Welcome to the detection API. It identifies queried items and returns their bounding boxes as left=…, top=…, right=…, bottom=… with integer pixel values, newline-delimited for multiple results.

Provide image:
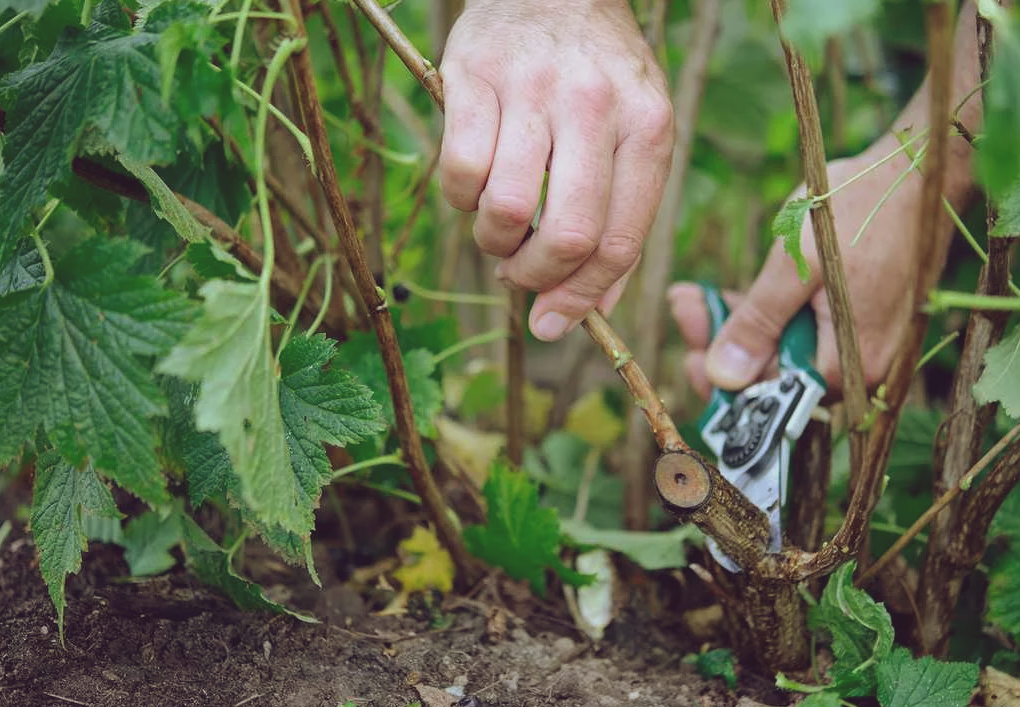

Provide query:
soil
left=0, top=473, right=793, bottom=707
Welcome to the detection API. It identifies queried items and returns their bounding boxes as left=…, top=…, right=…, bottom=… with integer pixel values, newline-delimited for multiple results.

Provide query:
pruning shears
left=695, top=285, right=827, bottom=572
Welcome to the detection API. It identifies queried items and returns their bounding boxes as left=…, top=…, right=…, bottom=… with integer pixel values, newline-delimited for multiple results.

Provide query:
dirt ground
left=0, top=516, right=798, bottom=707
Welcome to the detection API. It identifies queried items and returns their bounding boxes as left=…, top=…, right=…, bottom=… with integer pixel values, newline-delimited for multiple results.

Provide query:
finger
left=683, top=351, right=712, bottom=401
left=524, top=99, right=672, bottom=340
left=495, top=76, right=617, bottom=294
left=667, top=282, right=744, bottom=352
left=473, top=105, right=552, bottom=258
left=705, top=242, right=818, bottom=391
left=439, top=69, right=500, bottom=212
left=596, top=257, right=640, bottom=316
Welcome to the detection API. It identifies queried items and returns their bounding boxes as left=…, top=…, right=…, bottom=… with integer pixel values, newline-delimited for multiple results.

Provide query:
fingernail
left=533, top=312, right=574, bottom=341
left=706, top=342, right=756, bottom=389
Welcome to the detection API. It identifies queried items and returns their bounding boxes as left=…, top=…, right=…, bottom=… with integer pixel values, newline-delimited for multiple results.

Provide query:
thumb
left=706, top=244, right=817, bottom=390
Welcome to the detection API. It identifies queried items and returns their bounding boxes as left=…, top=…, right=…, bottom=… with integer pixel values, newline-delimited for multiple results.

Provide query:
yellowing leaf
left=435, top=416, right=504, bottom=488
left=394, top=526, right=455, bottom=593
left=565, top=390, right=624, bottom=450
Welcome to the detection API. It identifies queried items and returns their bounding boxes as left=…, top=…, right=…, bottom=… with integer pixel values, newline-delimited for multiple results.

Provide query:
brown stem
left=825, top=38, right=848, bottom=153
left=769, top=0, right=869, bottom=477
left=363, top=39, right=388, bottom=279
left=68, top=157, right=343, bottom=333
left=506, top=290, right=526, bottom=467
left=859, top=422, right=1020, bottom=589
left=287, top=0, right=480, bottom=584
left=768, top=0, right=958, bottom=584
left=622, top=0, right=721, bottom=531
left=913, top=4, right=1015, bottom=654
left=319, top=1, right=378, bottom=136
left=787, top=418, right=832, bottom=554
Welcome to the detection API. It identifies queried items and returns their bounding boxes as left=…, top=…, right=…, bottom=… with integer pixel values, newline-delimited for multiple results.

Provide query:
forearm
left=873, top=0, right=980, bottom=206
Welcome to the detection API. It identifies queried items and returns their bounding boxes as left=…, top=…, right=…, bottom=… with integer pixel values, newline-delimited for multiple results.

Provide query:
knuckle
left=439, top=153, right=487, bottom=211
left=597, top=230, right=644, bottom=274
left=636, top=98, right=674, bottom=146
left=483, top=191, right=536, bottom=230
left=570, top=73, right=616, bottom=117
left=547, top=222, right=600, bottom=264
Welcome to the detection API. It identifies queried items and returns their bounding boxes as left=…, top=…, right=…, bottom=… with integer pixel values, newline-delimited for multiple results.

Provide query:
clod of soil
left=0, top=529, right=794, bottom=707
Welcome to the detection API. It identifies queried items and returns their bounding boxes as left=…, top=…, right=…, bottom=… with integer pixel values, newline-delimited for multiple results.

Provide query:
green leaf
left=691, top=648, right=738, bottom=690
left=809, top=561, right=894, bottom=696
left=990, top=178, right=1020, bottom=237
left=463, top=461, right=592, bottom=596
left=781, top=0, right=880, bottom=61
left=0, top=0, right=180, bottom=264
left=0, top=239, right=194, bottom=504
left=977, top=0, right=1020, bottom=199
left=31, top=449, right=121, bottom=643
left=524, top=431, right=623, bottom=529
left=559, top=519, right=703, bottom=571
left=122, top=507, right=183, bottom=576
left=875, top=647, right=979, bottom=707
left=159, top=374, right=316, bottom=581
left=118, top=154, right=210, bottom=243
left=157, top=279, right=304, bottom=535
left=799, top=694, right=843, bottom=707
left=179, top=514, right=317, bottom=622
left=0, top=240, right=44, bottom=295
left=988, top=553, right=1020, bottom=641
left=279, top=333, right=386, bottom=518
left=771, top=197, right=813, bottom=282
left=342, top=348, right=442, bottom=438
left=973, top=324, right=1020, bottom=419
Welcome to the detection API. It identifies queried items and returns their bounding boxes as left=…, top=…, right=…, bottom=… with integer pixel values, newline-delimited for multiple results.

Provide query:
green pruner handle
left=695, top=283, right=826, bottom=436
left=696, top=283, right=734, bottom=435
left=778, top=303, right=826, bottom=390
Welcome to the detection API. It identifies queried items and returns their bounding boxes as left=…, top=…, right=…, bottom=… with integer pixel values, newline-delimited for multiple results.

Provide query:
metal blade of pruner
left=695, top=285, right=827, bottom=572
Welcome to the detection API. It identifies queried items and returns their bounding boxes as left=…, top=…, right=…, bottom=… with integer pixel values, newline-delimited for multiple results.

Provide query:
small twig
left=42, top=694, right=91, bottom=707
left=769, top=0, right=869, bottom=476
left=233, top=695, right=263, bottom=707
left=506, top=290, right=526, bottom=466
left=318, top=0, right=377, bottom=135
left=859, top=421, right=1020, bottom=588
left=623, top=0, right=720, bottom=530
left=66, top=157, right=343, bottom=333
left=286, top=0, right=480, bottom=585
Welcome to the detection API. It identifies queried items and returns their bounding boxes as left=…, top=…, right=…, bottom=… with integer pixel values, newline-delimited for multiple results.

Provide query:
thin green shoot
left=254, top=37, right=306, bottom=292
left=276, top=254, right=333, bottom=361
left=323, top=110, right=422, bottom=165
left=332, top=453, right=405, bottom=480
left=0, top=11, right=29, bottom=37
left=231, top=76, right=314, bottom=168
left=915, top=331, right=959, bottom=372
left=433, top=328, right=510, bottom=366
left=228, top=0, right=254, bottom=75
left=814, top=129, right=928, bottom=203
left=30, top=199, right=61, bottom=286
left=400, top=280, right=506, bottom=307
left=851, top=144, right=927, bottom=247
left=926, top=291, right=1020, bottom=313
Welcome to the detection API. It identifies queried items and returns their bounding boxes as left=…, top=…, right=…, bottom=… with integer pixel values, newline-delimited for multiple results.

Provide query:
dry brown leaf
left=982, top=666, right=1020, bottom=707
left=414, top=684, right=458, bottom=707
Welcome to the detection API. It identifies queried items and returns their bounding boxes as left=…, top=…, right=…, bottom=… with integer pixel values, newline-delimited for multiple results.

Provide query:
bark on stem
left=769, top=0, right=958, bottom=583
left=769, top=0, right=869, bottom=478
left=286, top=0, right=480, bottom=584
left=622, top=0, right=721, bottom=531
left=915, top=4, right=1016, bottom=654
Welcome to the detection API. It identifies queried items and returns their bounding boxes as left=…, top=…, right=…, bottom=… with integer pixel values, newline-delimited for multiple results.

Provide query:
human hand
left=439, top=0, right=673, bottom=341
left=670, top=138, right=927, bottom=399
